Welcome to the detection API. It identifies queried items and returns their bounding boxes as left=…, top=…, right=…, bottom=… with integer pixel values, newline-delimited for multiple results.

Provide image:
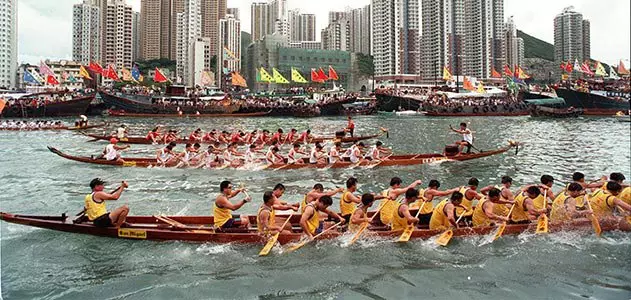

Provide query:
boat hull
left=81, top=133, right=383, bottom=145
left=1, top=95, right=95, bottom=118
left=0, top=122, right=108, bottom=131
left=107, top=110, right=271, bottom=118
left=555, top=88, right=630, bottom=115
left=99, top=91, right=241, bottom=115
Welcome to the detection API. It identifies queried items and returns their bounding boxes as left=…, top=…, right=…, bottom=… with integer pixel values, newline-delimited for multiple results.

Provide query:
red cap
left=110, top=138, right=119, bottom=144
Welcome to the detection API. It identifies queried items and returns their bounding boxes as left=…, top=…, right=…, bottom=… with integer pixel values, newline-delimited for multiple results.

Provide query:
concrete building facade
left=103, top=0, right=133, bottom=70
left=554, top=6, right=590, bottom=64
left=0, top=0, right=17, bottom=88
left=505, top=16, right=524, bottom=69
left=72, top=0, right=101, bottom=65
left=217, top=14, right=242, bottom=88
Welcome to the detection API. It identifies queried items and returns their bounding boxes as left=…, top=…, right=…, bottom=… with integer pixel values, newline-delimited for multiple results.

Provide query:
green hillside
left=518, top=30, right=554, bottom=61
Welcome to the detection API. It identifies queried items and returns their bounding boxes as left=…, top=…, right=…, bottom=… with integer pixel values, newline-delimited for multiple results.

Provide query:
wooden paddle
left=259, top=217, right=292, bottom=256
left=348, top=200, right=388, bottom=245
left=535, top=190, right=549, bottom=234
left=493, top=203, right=516, bottom=241
left=584, top=195, right=602, bottom=237
left=435, top=210, right=466, bottom=247
left=397, top=201, right=426, bottom=243
left=286, top=221, right=343, bottom=253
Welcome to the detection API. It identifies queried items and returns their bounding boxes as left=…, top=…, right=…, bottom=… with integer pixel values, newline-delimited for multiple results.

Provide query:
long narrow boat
left=1, top=93, right=95, bottom=118
left=0, top=122, right=108, bottom=131
left=107, top=110, right=272, bottom=118
left=47, top=142, right=518, bottom=170
left=1, top=212, right=624, bottom=245
left=81, top=131, right=384, bottom=145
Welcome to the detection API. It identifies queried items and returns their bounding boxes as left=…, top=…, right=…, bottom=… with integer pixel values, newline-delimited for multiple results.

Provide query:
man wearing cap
left=101, top=138, right=129, bottom=163
left=85, top=178, right=130, bottom=228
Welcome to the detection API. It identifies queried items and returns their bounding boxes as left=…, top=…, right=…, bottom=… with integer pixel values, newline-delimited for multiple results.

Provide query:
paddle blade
left=435, top=229, right=453, bottom=246
left=259, top=233, right=280, bottom=256
left=397, top=225, right=415, bottom=243
left=535, top=215, right=548, bottom=234
left=492, top=223, right=507, bottom=241
left=348, top=222, right=369, bottom=245
left=589, top=215, right=602, bottom=237
left=286, top=240, right=308, bottom=253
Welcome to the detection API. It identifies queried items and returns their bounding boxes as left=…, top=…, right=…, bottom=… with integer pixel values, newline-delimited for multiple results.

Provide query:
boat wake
left=196, top=243, right=234, bottom=255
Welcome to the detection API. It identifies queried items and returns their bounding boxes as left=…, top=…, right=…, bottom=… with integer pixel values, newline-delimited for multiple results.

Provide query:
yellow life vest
left=410, top=188, right=434, bottom=215
left=340, top=191, right=356, bottom=216
left=213, top=200, right=233, bottom=227
left=300, top=194, right=308, bottom=213
left=304, top=203, right=322, bottom=235
left=620, top=187, right=631, bottom=206
left=492, top=185, right=510, bottom=216
left=380, top=189, right=397, bottom=225
left=391, top=203, right=409, bottom=231
left=429, top=199, right=451, bottom=230
left=85, top=193, right=107, bottom=221
left=564, top=182, right=586, bottom=208
left=256, top=205, right=276, bottom=234
left=589, top=189, right=616, bottom=218
left=511, top=191, right=530, bottom=222
left=455, top=187, right=474, bottom=217
left=532, top=193, right=546, bottom=210
left=472, top=198, right=492, bottom=227
left=550, top=192, right=573, bottom=223
left=348, top=207, right=365, bottom=233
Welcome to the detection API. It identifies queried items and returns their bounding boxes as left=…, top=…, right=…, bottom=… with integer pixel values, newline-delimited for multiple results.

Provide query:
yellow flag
left=121, top=67, right=134, bottom=82
left=272, top=68, right=289, bottom=84
left=595, top=62, right=607, bottom=77
left=79, top=65, right=92, bottom=80
left=259, top=67, right=275, bottom=83
left=477, top=82, right=486, bottom=93
left=291, top=68, right=307, bottom=83
left=443, top=66, right=453, bottom=81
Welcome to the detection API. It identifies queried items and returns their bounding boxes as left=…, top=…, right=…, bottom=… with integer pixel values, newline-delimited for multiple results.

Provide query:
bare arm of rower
left=483, top=201, right=509, bottom=222
left=479, top=185, right=494, bottom=195
left=445, top=203, right=459, bottom=228
left=524, top=199, right=546, bottom=218
left=428, top=188, right=460, bottom=198
left=216, top=195, right=249, bottom=211
left=323, top=208, right=345, bottom=224
left=466, top=189, right=483, bottom=200
left=613, top=197, right=631, bottom=212
left=273, top=203, right=298, bottom=211
left=313, top=188, right=345, bottom=199
left=350, top=209, right=369, bottom=225
left=391, top=180, right=423, bottom=198
left=227, top=188, right=244, bottom=199
left=95, top=182, right=128, bottom=201
left=347, top=192, right=361, bottom=204
left=400, top=204, right=419, bottom=225
left=566, top=197, right=592, bottom=218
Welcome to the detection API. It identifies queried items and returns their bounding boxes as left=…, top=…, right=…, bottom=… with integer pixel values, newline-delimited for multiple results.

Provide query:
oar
left=397, top=201, right=426, bottom=243
left=348, top=200, right=388, bottom=245
left=286, top=221, right=343, bottom=253
left=492, top=203, right=516, bottom=241
left=535, top=190, right=549, bottom=234
left=435, top=211, right=466, bottom=247
left=584, top=195, right=601, bottom=237
left=259, top=217, right=292, bottom=256
left=366, top=154, right=393, bottom=169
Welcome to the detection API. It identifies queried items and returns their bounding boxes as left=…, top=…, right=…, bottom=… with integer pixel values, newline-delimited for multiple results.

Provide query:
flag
left=232, top=72, right=248, bottom=88
left=23, top=70, right=41, bottom=84
left=201, top=70, right=213, bottom=86
left=89, top=62, right=103, bottom=74
left=272, top=68, right=290, bottom=84
left=317, top=68, right=328, bottom=81
left=617, top=60, right=629, bottom=75
left=609, top=68, right=620, bottom=80
left=121, top=67, right=134, bottom=82
left=594, top=61, right=607, bottom=76
left=223, top=47, right=238, bottom=60
left=443, top=66, right=453, bottom=81
left=514, top=66, right=521, bottom=79
left=573, top=59, right=581, bottom=73
left=104, top=65, right=120, bottom=81
left=31, top=70, right=45, bottom=83
left=477, top=82, right=485, bottom=93
left=154, top=67, right=169, bottom=83
left=258, top=67, right=274, bottom=83
left=491, top=68, right=502, bottom=78
left=463, top=77, right=475, bottom=91
left=68, top=73, right=77, bottom=83
left=39, top=61, right=56, bottom=77
left=328, top=66, right=339, bottom=81
left=517, top=67, right=530, bottom=79
left=503, top=65, right=514, bottom=77
left=79, top=65, right=93, bottom=80
left=46, top=75, right=60, bottom=85
left=291, top=68, right=307, bottom=83
left=311, top=69, right=323, bottom=83
left=560, top=61, right=567, bottom=72
left=61, top=71, right=69, bottom=80
left=581, top=62, right=594, bottom=75
left=131, top=65, right=141, bottom=81
left=0, top=99, right=5, bottom=114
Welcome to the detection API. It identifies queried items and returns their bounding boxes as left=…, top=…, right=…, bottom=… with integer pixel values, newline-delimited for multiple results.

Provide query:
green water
left=1, top=115, right=630, bottom=299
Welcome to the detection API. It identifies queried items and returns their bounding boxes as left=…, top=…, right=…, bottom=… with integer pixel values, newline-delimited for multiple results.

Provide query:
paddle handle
left=312, top=221, right=343, bottom=240
left=413, top=201, right=426, bottom=219
left=278, top=215, right=292, bottom=231
left=505, top=203, right=516, bottom=221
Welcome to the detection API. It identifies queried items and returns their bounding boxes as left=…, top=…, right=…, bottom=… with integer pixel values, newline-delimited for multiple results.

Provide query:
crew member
left=472, top=188, right=514, bottom=227
left=380, top=177, right=423, bottom=227
left=510, top=186, right=548, bottom=224
left=456, top=178, right=483, bottom=224
left=257, top=191, right=290, bottom=236
left=449, top=122, right=474, bottom=154
left=85, top=178, right=129, bottom=228
left=288, top=143, right=306, bottom=164
left=550, top=183, right=593, bottom=224
left=156, top=142, right=178, bottom=167
left=391, top=188, right=421, bottom=232
left=116, top=124, right=128, bottom=141
left=429, top=192, right=465, bottom=231
left=146, top=127, right=162, bottom=144
left=411, top=180, right=460, bottom=226
left=340, top=177, right=362, bottom=223
left=101, top=138, right=129, bottom=163
left=299, top=196, right=345, bottom=239
left=213, top=181, right=251, bottom=230
left=302, top=184, right=344, bottom=212
left=345, top=116, right=355, bottom=137
left=349, top=194, right=376, bottom=233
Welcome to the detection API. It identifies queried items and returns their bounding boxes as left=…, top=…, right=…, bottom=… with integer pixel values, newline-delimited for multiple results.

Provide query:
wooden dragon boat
left=47, top=142, right=519, bottom=170
left=1, top=211, right=625, bottom=245
left=0, top=122, right=108, bottom=131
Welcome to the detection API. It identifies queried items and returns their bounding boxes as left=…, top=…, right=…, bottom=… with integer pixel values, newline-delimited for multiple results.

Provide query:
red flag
left=317, top=68, right=328, bottom=81
left=581, top=62, right=594, bottom=75
left=503, top=65, right=514, bottom=77
left=463, top=76, right=475, bottom=91
left=491, top=68, right=502, bottom=78
left=618, top=60, right=629, bottom=75
left=328, top=66, right=339, bottom=81
left=565, top=62, right=573, bottom=73
left=311, top=69, right=323, bottom=83
left=154, top=67, right=168, bottom=83
left=560, top=61, right=567, bottom=71
left=46, top=75, right=60, bottom=85
left=89, top=62, right=103, bottom=74
left=104, top=65, right=120, bottom=81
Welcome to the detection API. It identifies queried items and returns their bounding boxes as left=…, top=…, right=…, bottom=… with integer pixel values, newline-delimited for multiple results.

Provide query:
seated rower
left=348, top=142, right=365, bottom=164
left=288, top=143, right=306, bottom=164
left=309, top=143, right=326, bottom=164
left=79, top=115, right=88, bottom=128
left=410, top=180, right=460, bottom=226
left=257, top=191, right=291, bottom=237
left=189, top=128, right=203, bottom=143
left=146, top=127, right=162, bottom=144
left=550, top=183, right=593, bottom=224
left=480, top=175, right=516, bottom=217
left=449, top=122, right=474, bottom=154
left=265, top=146, right=284, bottom=165
left=202, top=130, right=218, bottom=144
left=116, top=124, right=128, bottom=141
left=244, top=144, right=260, bottom=164
left=589, top=182, right=631, bottom=223
left=284, top=128, right=298, bottom=144
left=510, top=186, right=548, bottom=224
left=391, top=188, right=421, bottom=232
left=270, top=183, right=299, bottom=226
left=349, top=193, right=376, bottom=233
left=223, top=143, right=244, bottom=168
left=521, top=175, right=556, bottom=211
left=213, top=180, right=251, bottom=231
left=270, top=129, right=284, bottom=145
left=328, top=142, right=343, bottom=164
left=299, top=195, right=345, bottom=239
left=429, top=192, right=465, bottom=231
left=177, top=143, right=199, bottom=168
left=231, top=131, right=245, bottom=144
left=472, top=188, right=514, bottom=227
left=340, top=177, right=362, bottom=223
left=365, top=141, right=391, bottom=161
left=456, top=178, right=483, bottom=225
left=302, top=184, right=344, bottom=213
left=218, top=131, right=230, bottom=144
left=163, top=130, right=180, bottom=144
left=379, top=177, right=423, bottom=227
left=299, top=129, right=312, bottom=144
left=100, top=138, right=129, bottom=163
left=156, top=142, right=179, bottom=167
left=85, top=178, right=129, bottom=228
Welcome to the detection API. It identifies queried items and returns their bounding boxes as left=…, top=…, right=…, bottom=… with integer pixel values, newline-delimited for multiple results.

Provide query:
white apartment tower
left=462, top=0, right=505, bottom=79
left=73, top=0, right=101, bottom=65
left=251, top=2, right=270, bottom=41
left=350, top=5, right=371, bottom=55
left=321, top=16, right=350, bottom=51
left=227, top=8, right=240, bottom=20
left=505, top=16, right=524, bottom=69
left=177, top=0, right=202, bottom=84
left=0, top=0, right=17, bottom=88
left=218, top=14, right=241, bottom=82
left=103, top=0, right=133, bottom=70
left=554, top=6, right=590, bottom=64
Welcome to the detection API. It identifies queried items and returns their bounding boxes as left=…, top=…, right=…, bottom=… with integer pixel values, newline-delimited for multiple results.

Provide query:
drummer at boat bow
left=214, top=181, right=251, bottom=231
left=299, top=195, right=345, bottom=239
left=85, top=178, right=129, bottom=228
left=450, top=123, right=474, bottom=154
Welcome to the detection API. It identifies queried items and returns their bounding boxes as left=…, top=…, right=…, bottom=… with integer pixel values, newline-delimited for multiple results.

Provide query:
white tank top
left=328, top=147, right=339, bottom=164
left=309, top=148, right=319, bottom=164
left=349, top=146, right=360, bottom=163
left=462, top=129, right=473, bottom=143
left=104, top=144, right=118, bottom=160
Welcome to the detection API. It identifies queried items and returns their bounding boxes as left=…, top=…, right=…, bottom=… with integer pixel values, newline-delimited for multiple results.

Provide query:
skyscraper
left=582, top=19, right=591, bottom=61
left=349, top=5, right=371, bottom=55
left=554, top=6, right=590, bottom=64
left=176, top=0, right=202, bottom=84
left=0, top=0, right=17, bottom=88
left=72, top=0, right=101, bottom=65
left=201, top=0, right=227, bottom=57
left=103, top=0, right=133, bottom=70
left=505, top=16, right=524, bottom=70
left=218, top=14, right=241, bottom=88
left=322, top=16, right=350, bottom=51
left=227, top=7, right=240, bottom=20
left=132, top=11, right=140, bottom=62
left=251, top=2, right=270, bottom=41
left=140, top=0, right=184, bottom=60
left=462, top=0, right=505, bottom=79
left=289, top=10, right=316, bottom=42
left=371, top=0, right=419, bottom=76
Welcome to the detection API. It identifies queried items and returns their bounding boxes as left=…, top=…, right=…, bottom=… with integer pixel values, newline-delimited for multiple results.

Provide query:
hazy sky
left=16, top=0, right=630, bottom=65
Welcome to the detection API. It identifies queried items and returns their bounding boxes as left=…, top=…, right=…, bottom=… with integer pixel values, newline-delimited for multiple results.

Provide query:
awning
left=524, top=97, right=566, bottom=106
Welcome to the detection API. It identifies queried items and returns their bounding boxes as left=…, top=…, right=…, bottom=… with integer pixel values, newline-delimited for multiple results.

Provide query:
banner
left=291, top=68, right=307, bottom=83
left=258, top=67, right=274, bottom=83
left=328, top=66, right=339, bottom=81
left=154, top=67, right=169, bottom=83
left=443, top=66, right=453, bottom=81
left=272, top=68, right=290, bottom=84
left=79, top=66, right=93, bottom=80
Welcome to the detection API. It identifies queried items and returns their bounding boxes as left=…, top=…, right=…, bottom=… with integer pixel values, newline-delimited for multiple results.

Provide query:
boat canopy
left=524, top=97, right=566, bottom=106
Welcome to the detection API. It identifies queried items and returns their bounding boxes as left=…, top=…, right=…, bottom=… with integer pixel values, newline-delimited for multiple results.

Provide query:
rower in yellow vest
left=455, top=178, right=483, bottom=224
left=472, top=188, right=515, bottom=227
left=518, top=175, right=556, bottom=211
left=379, top=177, right=423, bottom=227
left=349, top=194, right=376, bottom=233
left=410, top=180, right=460, bottom=226
left=391, top=189, right=421, bottom=231
left=564, top=172, right=607, bottom=208
left=510, top=186, right=548, bottom=224
left=85, top=178, right=129, bottom=228
left=301, top=184, right=344, bottom=213
left=269, top=184, right=298, bottom=231
left=480, top=176, right=515, bottom=217
left=429, top=192, right=465, bottom=231
left=257, top=191, right=290, bottom=236
left=299, top=196, right=345, bottom=239
left=621, top=186, right=631, bottom=207
left=550, top=183, right=593, bottom=224
left=589, top=182, right=631, bottom=220
left=340, top=177, right=362, bottom=223
left=214, top=180, right=251, bottom=230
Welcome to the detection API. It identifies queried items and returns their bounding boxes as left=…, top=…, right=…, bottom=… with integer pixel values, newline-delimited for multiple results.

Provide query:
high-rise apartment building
left=349, top=5, right=371, bottom=55
left=72, top=0, right=101, bottom=65
left=201, top=0, right=227, bottom=57
left=251, top=0, right=289, bottom=42
left=217, top=14, right=241, bottom=88
left=132, top=11, right=140, bottom=62
left=103, top=0, right=133, bottom=70
left=176, top=0, right=201, bottom=84
left=462, top=0, right=505, bottom=79
left=189, top=37, right=213, bottom=86
left=0, top=0, right=17, bottom=88
left=505, top=16, right=524, bottom=69
left=371, top=0, right=419, bottom=76
left=289, top=11, right=316, bottom=42
left=140, top=0, right=184, bottom=60
left=227, top=8, right=240, bottom=20
left=322, top=16, right=350, bottom=51
left=251, top=2, right=270, bottom=41
left=554, top=6, right=590, bottom=64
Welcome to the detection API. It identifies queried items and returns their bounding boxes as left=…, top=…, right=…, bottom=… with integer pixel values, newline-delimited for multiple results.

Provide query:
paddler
left=163, top=130, right=180, bottom=144
left=299, top=195, right=345, bottom=239
left=480, top=175, right=516, bottom=216
left=364, top=141, right=391, bottom=161
left=308, top=143, right=326, bottom=164
left=299, top=129, right=312, bottom=144
left=146, top=126, right=162, bottom=144
left=345, top=115, right=355, bottom=137
left=302, top=184, right=344, bottom=212
left=116, top=124, right=128, bottom=141
left=456, top=178, right=483, bottom=225
left=231, top=130, right=245, bottom=144
left=379, top=177, right=423, bottom=227
left=589, top=181, right=631, bottom=221
left=257, top=191, right=290, bottom=236
left=202, top=130, right=218, bottom=143
left=213, top=180, right=251, bottom=231
left=269, top=183, right=299, bottom=230
left=265, top=146, right=284, bottom=165
left=429, top=192, right=466, bottom=231
left=410, top=180, right=461, bottom=226
left=391, top=188, right=421, bottom=232
left=349, top=194, right=376, bottom=232
left=99, top=138, right=129, bottom=163
left=327, top=142, right=343, bottom=164
left=287, top=143, right=306, bottom=164
left=449, top=122, right=474, bottom=154
left=85, top=178, right=129, bottom=228
left=521, top=175, right=556, bottom=210
left=223, top=143, right=243, bottom=168
left=244, top=144, right=260, bottom=164
left=270, top=129, right=284, bottom=145
left=472, top=188, right=515, bottom=227
left=565, top=172, right=606, bottom=208
left=156, top=142, right=178, bottom=167
left=189, top=128, right=203, bottom=143
left=510, top=186, right=548, bottom=224
left=284, top=128, right=298, bottom=144
left=340, top=177, right=362, bottom=223
left=550, top=183, right=593, bottom=224
left=218, top=131, right=230, bottom=144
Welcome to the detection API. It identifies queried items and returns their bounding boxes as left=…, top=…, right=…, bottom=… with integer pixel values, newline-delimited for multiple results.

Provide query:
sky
left=16, top=0, right=631, bottom=66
